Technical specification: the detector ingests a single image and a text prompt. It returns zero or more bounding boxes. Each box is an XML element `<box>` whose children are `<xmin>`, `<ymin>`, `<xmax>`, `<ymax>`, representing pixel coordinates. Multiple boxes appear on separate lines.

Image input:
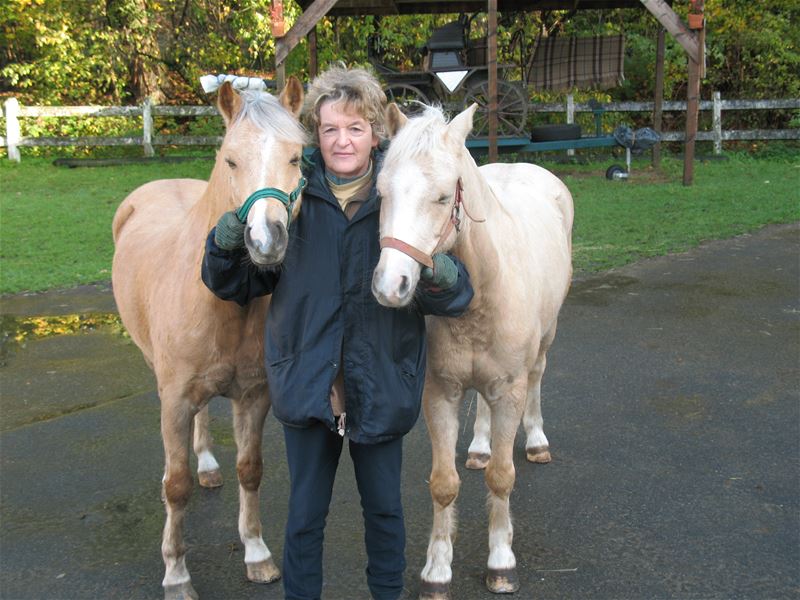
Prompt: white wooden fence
<box><xmin>2</xmin><ymin>93</ymin><xmax>798</xmax><ymax>161</ymax></box>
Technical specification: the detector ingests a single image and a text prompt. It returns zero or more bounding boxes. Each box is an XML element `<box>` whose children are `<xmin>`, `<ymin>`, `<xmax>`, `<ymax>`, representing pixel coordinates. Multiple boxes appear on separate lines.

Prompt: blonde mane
<box><xmin>233</xmin><ymin>90</ymin><xmax>308</xmax><ymax>146</ymax></box>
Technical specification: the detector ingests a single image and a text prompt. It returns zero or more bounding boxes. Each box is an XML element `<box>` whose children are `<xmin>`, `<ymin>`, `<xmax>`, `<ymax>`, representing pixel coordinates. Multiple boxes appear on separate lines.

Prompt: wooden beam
<box><xmin>639</xmin><ymin>0</ymin><xmax>699</xmax><ymax>61</ymax></box>
<box><xmin>275</xmin><ymin>0</ymin><xmax>339</xmax><ymax>66</ymax></box>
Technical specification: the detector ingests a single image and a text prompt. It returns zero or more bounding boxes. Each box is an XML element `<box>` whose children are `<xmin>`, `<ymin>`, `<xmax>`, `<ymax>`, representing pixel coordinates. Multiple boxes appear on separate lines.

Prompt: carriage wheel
<box><xmin>462</xmin><ymin>80</ymin><xmax>528</xmax><ymax>137</ymax></box>
<box><xmin>384</xmin><ymin>84</ymin><xmax>430</xmax><ymax>116</ymax></box>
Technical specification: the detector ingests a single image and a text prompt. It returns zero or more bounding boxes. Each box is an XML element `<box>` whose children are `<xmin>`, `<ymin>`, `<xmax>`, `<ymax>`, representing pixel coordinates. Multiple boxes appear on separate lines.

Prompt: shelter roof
<box><xmin>299</xmin><ymin>0</ymin><xmax>648</xmax><ymax>17</ymax></box>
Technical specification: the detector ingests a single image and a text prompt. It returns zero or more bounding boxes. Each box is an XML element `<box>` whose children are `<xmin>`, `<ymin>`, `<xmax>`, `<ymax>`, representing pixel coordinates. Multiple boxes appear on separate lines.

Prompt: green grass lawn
<box><xmin>1</xmin><ymin>153</ymin><xmax>798</xmax><ymax>294</ymax></box>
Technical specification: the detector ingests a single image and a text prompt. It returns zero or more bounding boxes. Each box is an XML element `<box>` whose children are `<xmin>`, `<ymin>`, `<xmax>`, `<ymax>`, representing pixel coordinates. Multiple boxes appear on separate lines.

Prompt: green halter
<box><xmin>235</xmin><ymin>176</ymin><xmax>308</xmax><ymax>227</ymax></box>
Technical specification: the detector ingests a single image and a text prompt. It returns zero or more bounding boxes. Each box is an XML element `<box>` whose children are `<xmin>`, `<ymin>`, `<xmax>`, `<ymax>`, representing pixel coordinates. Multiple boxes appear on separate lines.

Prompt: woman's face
<box><xmin>318</xmin><ymin>100</ymin><xmax>378</xmax><ymax>179</ymax></box>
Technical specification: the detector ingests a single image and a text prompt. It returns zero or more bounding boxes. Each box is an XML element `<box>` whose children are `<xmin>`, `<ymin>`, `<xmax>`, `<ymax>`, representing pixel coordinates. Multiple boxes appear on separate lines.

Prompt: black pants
<box><xmin>282</xmin><ymin>422</ymin><xmax>406</xmax><ymax>600</ymax></box>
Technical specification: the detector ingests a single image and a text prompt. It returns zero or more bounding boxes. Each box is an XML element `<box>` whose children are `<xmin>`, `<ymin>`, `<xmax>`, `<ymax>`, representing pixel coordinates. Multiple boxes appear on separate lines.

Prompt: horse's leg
<box><xmin>231</xmin><ymin>388</ymin><xmax>281</xmax><ymax>584</ymax></box>
<box><xmin>522</xmin><ymin>362</ymin><xmax>551</xmax><ymax>463</ymax></box>
<box><xmin>466</xmin><ymin>392</ymin><xmax>491</xmax><ymax>470</ymax></box>
<box><xmin>523</xmin><ymin>328</ymin><xmax>556</xmax><ymax>464</ymax></box>
<box><xmin>193</xmin><ymin>405</ymin><xmax>223</xmax><ymax>488</ymax></box>
<box><xmin>484</xmin><ymin>381</ymin><xmax>527</xmax><ymax>594</ymax></box>
<box><xmin>160</xmin><ymin>392</ymin><xmax>199</xmax><ymax>600</ymax></box>
<box><xmin>420</xmin><ymin>379</ymin><xmax>463</xmax><ymax>600</ymax></box>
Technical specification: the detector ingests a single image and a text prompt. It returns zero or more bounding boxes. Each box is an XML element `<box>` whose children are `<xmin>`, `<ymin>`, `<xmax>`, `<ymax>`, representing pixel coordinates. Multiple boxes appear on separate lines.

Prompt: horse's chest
<box><xmin>427</xmin><ymin>315</ymin><xmax>524</xmax><ymax>389</ymax></box>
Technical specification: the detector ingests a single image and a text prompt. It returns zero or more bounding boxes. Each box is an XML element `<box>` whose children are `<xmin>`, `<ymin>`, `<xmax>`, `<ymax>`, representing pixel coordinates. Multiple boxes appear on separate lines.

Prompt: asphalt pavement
<box><xmin>1</xmin><ymin>223</ymin><xmax>798</xmax><ymax>600</ymax></box>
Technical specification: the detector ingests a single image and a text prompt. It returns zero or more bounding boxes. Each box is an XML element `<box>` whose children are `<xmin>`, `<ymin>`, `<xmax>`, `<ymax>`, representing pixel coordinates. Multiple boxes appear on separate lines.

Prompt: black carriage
<box><xmin>370</xmin><ymin>14</ymin><xmax>529</xmax><ymax>137</ymax></box>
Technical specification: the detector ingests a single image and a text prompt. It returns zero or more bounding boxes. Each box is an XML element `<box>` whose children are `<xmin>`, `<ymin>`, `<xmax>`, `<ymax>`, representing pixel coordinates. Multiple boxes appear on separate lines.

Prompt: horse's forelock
<box><xmin>384</xmin><ymin>106</ymin><xmax>457</xmax><ymax>175</ymax></box>
<box><xmin>232</xmin><ymin>90</ymin><xmax>307</xmax><ymax>145</ymax></box>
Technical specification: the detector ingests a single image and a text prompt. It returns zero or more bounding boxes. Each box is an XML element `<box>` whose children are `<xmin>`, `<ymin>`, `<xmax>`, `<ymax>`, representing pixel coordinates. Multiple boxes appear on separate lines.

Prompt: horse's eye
<box><xmin>225</xmin><ymin>158</ymin><xmax>237</xmax><ymax>169</ymax></box>
<box><xmin>289</xmin><ymin>155</ymin><xmax>300</xmax><ymax>166</ymax></box>
<box><xmin>436</xmin><ymin>195</ymin><xmax>449</xmax><ymax>204</ymax></box>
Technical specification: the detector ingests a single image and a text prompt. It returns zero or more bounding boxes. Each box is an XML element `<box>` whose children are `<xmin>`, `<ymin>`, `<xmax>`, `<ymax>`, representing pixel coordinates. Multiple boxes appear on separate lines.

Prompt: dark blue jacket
<box><xmin>201</xmin><ymin>148</ymin><xmax>473</xmax><ymax>444</ymax></box>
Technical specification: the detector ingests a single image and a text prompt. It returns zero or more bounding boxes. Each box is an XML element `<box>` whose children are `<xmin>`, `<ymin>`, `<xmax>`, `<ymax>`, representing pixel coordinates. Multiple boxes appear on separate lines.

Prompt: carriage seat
<box><xmin>425</xmin><ymin>21</ymin><xmax>466</xmax><ymax>51</ymax></box>
<box><xmin>422</xmin><ymin>21</ymin><xmax>467</xmax><ymax>71</ymax></box>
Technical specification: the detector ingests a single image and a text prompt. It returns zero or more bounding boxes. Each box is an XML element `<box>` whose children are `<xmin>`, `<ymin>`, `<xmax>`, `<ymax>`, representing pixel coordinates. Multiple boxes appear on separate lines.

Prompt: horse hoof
<box><xmin>419</xmin><ymin>579</ymin><xmax>451</xmax><ymax>599</ymax></box>
<box><xmin>526</xmin><ymin>445</ymin><xmax>551</xmax><ymax>464</ymax></box>
<box><xmin>198</xmin><ymin>469</ymin><xmax>223</xmax><ymax>488</ymax></box>
<box><xmin>465</xmin><ymin>452</ymin><xmax>490</xmax><ymax>470</ymax></box>
<box><xmin>163</xmin><ymin>581</ymin><xmax>199</xmax><ymax>600</ymax></box>
<box><xmin>486</xmin><ymin>568</ymin><xmax>520</xmax><ymax>594</ymax></box>
<box><xmin>247</xmin><ymin>557</ymin><xmax>281</xmax><ymax>583</ymax></box>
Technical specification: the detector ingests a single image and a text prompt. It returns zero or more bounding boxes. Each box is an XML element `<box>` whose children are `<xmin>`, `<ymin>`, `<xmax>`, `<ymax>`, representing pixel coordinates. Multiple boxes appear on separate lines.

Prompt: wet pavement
<box><xmin>1</xmin><ymin>223</ymin><xmax>798</xmax><ymax>600</ymax></box>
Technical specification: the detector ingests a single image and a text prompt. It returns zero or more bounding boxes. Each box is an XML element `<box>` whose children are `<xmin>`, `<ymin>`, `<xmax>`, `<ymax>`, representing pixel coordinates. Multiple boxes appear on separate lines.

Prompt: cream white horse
<box><xmin>112</xmin><ymin>79</ymin><xmax>306</xmax><ymax>600</ymax></box>
<box><xmin>372</xmin><ymin>104</ymin><xmax>573</xmax><ymax>598</ymax></box>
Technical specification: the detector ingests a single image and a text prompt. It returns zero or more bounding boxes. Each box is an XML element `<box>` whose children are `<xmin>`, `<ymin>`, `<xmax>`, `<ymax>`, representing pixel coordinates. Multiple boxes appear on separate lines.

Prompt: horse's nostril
<box><xmin>398</xmin><ymin>275</ymin><xmax>410</xmax><ymax>297</ymax></box>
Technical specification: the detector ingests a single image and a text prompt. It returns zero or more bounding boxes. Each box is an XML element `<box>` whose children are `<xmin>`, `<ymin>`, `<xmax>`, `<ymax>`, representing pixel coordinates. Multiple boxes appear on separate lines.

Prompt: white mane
<box><xmin>234</xmin><ymin>90</ymin><xmax>307</xmax><ymax>146</ymax></box>
<box><xmin>383</xmin><ymin>105</ymin><xmax>459</xmax><ymax>176</ymax></box>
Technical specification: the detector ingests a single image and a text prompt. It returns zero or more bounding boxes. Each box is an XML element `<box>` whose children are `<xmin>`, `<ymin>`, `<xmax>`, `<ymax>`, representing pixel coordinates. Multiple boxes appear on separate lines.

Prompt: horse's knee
<box><xmin>237</xmin><ymin>456</ymin><xmax>263</xmax><ymax>492</ymax></box>
<box><xmin>430</xmin><ymin>471</ymin><xmax>460</xmax><ymax>508</ymax></box>
<box><xmin>164</xmin><ymin>467</ymin><xmax>193</xmax><ymax>507</ymax></box>
<box><xmin>485</xmin><ymin>462</ymin><xmax>515</xmax><ymax>500</ymax></box>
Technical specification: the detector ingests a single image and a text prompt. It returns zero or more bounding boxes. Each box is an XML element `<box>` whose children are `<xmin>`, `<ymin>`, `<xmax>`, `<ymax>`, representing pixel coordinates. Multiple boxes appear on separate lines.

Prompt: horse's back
<box><xmin>113</xmin><ymin>179</ymin><xmax>206</xmax><ymax>242</ymax></box>
<box><xmin>479</xmin><ymin>162</ymin><xmax>573</xmax><ymax>243</ymax></box>
<box><xmin>478</xmin><ymin>162</ymin><xmax>573</xmax><ymax>324</ymax></box>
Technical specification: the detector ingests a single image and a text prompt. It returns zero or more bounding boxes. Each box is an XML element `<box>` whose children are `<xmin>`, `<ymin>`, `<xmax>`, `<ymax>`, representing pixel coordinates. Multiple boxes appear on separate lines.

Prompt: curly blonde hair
<box><xmin>302</xmin><ymin>64</ymin><xmax>387</xmax><ymax>146</ymax></box>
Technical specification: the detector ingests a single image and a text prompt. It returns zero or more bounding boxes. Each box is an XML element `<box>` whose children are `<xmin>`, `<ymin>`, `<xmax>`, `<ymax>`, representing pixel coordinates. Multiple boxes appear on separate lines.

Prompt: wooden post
<box><xmin>566</xmin><ymin>94</ymin><xmax>575</xmax><ymax>157</ymax></box>
<box><xmin>683</xmin><ymin>14</ymin><xmax>704</xmax><ymax>186</ymax></box>
<box><xmin>4</xmin><ymin>98</ymin><xmax>21</xmax><ymax>162</ymax></box>
<box><xmin>712</xmin><ymin>91</ymin><xmax>722</xmax><ymax>155</ymax></box>
<box><xmin>142</xmin><ymin>98</ymin><xmax>154</xmax><ymax>157</ymax></box>
<box><xmin>652</xmin><ymin>27</ymin><xmax>665</xmax><ymax>168</ymax></box>
<box><xmin>272</xmin><ymin>0</ymin><xmax>286</xmax><ymax>91</ymax></box>
<box><xmin>487</xmin><ymin>0</ymin><xmax>498</xmax><ymax>162</ymax></box>
<box><xmin>683</xmin><ymin>50</ymin><xmax>700</xmax><ymax>185</ymax></box>
<box><xmin>309</xmin><ymin>25</ymin><xmax>318</xmax><ymax>79</ymax></box>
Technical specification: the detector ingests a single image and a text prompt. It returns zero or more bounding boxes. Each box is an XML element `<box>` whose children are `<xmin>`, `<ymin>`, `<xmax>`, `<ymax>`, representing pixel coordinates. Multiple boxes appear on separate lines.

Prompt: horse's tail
<box><xmin>111</xmin><ymin>199</ymin><xmax>135</xmax><ymax>245</ymax></box>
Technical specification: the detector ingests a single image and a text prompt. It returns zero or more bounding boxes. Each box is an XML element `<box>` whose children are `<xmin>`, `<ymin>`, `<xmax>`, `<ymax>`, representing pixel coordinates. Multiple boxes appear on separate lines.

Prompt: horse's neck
<box><xmin>189</xmin><ymin>163</ymin><xmax>231</xmax><ymax>231</ymax></box>
<box><xmin>450</xmin><ymin>155</ymin><xmax>502</xmax><ymax>300</ymax></box>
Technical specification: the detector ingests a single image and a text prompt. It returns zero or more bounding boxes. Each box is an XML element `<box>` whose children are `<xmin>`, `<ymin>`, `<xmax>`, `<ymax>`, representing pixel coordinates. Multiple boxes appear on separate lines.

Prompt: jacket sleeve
<box><xmin>201</xmin><ymin>228</ymin><xmax>280</xmax><ymax>306</ymax></box>
<box><xmin>415</xmin><ymin>254</ymin><xmax>474</xmax><ymax>317</ymax></box>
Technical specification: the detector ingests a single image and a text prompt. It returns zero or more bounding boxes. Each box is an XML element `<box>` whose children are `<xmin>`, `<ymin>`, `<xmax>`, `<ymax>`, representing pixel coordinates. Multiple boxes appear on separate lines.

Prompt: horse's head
<box><xmin>372</xmin><ymin>103</ymin><xmax>477</xmax><ymax>307</ymax></box>
<box><xmin>215</xmin><ymin>78</ymin><xmax>307</xmax><ymax>268</ymax></box>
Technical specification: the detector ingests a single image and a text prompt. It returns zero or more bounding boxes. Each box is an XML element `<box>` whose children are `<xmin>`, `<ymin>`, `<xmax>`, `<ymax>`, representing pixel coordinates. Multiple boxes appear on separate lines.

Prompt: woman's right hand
<box><xmin>214</xmin><ymin>211</ymin><xmax>246</xmax><ymax>250</ymax></box>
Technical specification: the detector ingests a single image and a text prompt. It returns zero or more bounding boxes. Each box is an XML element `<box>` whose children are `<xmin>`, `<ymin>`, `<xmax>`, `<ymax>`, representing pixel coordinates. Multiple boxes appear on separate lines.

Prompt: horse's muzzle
<box><xmin>372</xmin><ymin>265</ymin><xmax>415</xmax><ymax>308</ymax></box>
<box><xmin>245</xmin><ymin>221</ymin><xmax>288</xmax><ymax>268</ymax></box>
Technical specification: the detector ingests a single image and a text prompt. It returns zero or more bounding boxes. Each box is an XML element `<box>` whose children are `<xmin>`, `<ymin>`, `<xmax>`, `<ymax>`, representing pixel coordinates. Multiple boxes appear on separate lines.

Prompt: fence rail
<box><xmin>2</xmin><ymin>94</ymin><xmax>798</xmax><ymax>161</ymax></box>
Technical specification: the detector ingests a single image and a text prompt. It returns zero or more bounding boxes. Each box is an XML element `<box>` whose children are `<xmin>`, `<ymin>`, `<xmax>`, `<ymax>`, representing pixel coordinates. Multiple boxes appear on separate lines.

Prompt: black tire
<box><xmin>605</xmin><ymin>164</ymin><xmax>626</xmax><ymax>180</ymax></box>
<box><xmin>530</xmin><ymin>124</ymin><xmax>582</xmax><ymax>142</ymax></box>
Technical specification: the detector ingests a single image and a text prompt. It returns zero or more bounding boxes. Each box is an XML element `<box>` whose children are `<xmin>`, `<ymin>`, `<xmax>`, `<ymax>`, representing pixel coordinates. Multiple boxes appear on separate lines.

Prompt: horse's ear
<box><xmin>384</xmin><ymin>103</ymin><xmax>408</xmax><ymax>138</ymax></box>
<box><xmin>445</xmin><ymin>103</ymin><xmax>477</xmax><ymax>146</ymax></box>
<box><xmin>217</xmin><ymin>81</ymin><xmax>242</xmax><ymax>126</ymax></box>
<box><xmin>280</xmin><ymin>76</ymin><xmax>304</xmax><ymax>117</ymax></box>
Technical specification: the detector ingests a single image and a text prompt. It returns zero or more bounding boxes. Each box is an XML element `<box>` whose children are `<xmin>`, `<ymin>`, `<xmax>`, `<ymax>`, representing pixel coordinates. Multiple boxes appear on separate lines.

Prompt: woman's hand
<box><xmin>214</xmin><ymin>211</ymin><xmax>246</xmax><ymax>250</ymax></box>
<box><xmin>420</xmin><ymin>253</ymin><xmax>459</xmax><ymax>290</ymax></box>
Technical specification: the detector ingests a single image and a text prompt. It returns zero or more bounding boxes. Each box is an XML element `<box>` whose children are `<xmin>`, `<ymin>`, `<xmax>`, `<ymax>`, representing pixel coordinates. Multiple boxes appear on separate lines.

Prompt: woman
<box><xmin>201</xmin><ymin>65</ymin><xmax>473</xmax><ymax>600</ymax></box>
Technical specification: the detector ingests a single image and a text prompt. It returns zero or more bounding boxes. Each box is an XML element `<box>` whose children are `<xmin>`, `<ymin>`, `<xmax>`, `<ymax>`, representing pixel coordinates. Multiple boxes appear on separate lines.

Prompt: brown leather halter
<box><xmin>379</xmin><ymin>178</ymin><xmax>484</xmax><ymax>269</ymax></box>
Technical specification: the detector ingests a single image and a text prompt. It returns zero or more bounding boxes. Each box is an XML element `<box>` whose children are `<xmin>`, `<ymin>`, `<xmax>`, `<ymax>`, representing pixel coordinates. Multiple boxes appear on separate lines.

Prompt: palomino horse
<box><xmin>111</xmin><ymin>78</ymin><xmax>306</xmax><ymax>600</ymax></box>
<box><xmin>372</xmin><ymin>103</ymin><xmax>573</xmax><ymax>598</ymax></box>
